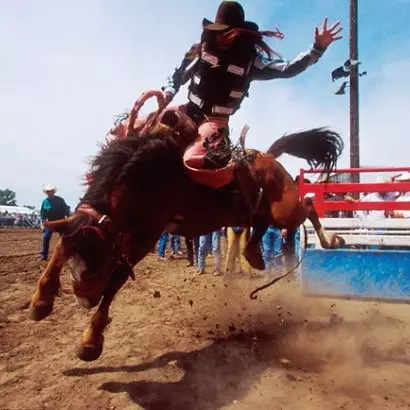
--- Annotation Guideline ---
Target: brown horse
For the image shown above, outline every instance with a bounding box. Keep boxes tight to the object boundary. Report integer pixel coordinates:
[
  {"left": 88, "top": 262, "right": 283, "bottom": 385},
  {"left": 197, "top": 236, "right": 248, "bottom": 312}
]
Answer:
[{"left": 29, "top": 92, "right": 344, "bottom": 361}]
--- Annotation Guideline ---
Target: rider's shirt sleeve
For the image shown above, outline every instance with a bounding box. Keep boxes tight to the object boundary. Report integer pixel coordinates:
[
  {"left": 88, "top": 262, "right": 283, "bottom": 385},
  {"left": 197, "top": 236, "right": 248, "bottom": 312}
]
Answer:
[
  {"left": 251, "top": 44, "right": 326, "bottom": 80},
  {"left": 40, "top": 199, "right": 50, "bottom": 221},
  {"left": 162, "top": 42, "right": 201, "bottom": 96}
]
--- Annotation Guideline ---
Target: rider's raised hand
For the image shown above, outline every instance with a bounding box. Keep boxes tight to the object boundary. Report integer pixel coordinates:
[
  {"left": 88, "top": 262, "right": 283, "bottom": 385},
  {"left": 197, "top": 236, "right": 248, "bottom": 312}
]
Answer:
[{"left": 314, "top": 18, "right": 343, "bottom": 49}]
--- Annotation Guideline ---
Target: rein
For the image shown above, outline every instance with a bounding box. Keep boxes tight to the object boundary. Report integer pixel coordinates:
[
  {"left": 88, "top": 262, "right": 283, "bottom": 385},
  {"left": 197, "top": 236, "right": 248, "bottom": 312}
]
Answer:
[
  {"left": 249, "top": 224, "right": 308, "bottom": 299},
  {"left": 127, "top": 90, "right": 167, "bottom": 138}
]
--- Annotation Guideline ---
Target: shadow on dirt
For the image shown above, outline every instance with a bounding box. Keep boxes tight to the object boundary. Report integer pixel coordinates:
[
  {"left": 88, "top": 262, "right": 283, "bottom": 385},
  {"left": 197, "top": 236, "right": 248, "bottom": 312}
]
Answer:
[
  {"left": 64, "top": 321, "right": 329, "bottom": 410},
  {"left": 64, "top": 312, "right": 410, "bottom": 410}
]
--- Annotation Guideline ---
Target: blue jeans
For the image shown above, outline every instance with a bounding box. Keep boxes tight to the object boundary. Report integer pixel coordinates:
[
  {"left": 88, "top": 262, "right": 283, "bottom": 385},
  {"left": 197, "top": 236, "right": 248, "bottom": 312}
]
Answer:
[
  {"left": 186, "top": 237, "right": 200, "bottom": 264},
  {"left": 262, "top": 226, "right": 283, "bottom": 269},
  {"left": 294, "top": 228, "right": 301, "bottom": 257},
  {"left": 157, "top": 232, "right": 169, "bottom": 257},
  {"left": 41, "top": 227, "right": 53, "bottom": 259},
  {"left": 170, "top": 234, "right": 182, "bottom": 253},
  {"left": 198, "top": 231, "right": 221, "bottom": 270},
  {"left": 158, "top": 233, "right": 182, "bottom": 257}
]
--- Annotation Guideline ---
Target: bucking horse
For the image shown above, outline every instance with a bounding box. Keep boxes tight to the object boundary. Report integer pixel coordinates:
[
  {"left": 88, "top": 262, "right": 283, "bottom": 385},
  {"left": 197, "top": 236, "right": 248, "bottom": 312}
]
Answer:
[{"left": 29, "top": 90, "right": 345, "bottom": 361}]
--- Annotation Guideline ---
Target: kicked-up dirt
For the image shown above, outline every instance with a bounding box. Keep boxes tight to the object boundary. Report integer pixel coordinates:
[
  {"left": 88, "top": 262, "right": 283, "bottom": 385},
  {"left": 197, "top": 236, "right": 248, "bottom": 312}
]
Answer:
[{"left": 0, "top": 229, "right": 410, "bottom": 410}]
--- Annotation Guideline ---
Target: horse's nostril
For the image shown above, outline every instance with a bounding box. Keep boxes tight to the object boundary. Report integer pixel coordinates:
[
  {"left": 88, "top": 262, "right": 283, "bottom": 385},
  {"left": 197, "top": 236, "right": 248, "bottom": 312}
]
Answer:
[{"left": 76, "top": 296, "right": 100, "bottom": 309}]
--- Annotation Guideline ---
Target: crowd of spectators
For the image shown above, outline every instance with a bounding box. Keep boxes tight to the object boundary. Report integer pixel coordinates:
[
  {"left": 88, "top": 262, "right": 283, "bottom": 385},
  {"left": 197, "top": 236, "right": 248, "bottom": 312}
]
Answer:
[
  {"left": 0, "top": 211, "right": 41, "bottom": 228},
  {"left": 155, "top": 226, "right": 290, "bottom": 278}
]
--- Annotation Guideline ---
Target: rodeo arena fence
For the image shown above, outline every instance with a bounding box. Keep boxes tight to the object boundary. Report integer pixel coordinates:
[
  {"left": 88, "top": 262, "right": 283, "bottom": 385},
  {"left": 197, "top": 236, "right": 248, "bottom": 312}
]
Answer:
[
  {"left": 298, "top": 167, "right": 410, "bottom": 303},
  {"left": 0, "top": 205, "right": 41, "bottom": 229}
]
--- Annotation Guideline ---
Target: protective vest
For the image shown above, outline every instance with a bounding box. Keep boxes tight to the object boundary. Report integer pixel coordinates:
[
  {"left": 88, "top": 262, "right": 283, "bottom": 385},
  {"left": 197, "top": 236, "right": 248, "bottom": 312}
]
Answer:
[{"left": 188, "top": 28, "right": 257, "bottom": 117}]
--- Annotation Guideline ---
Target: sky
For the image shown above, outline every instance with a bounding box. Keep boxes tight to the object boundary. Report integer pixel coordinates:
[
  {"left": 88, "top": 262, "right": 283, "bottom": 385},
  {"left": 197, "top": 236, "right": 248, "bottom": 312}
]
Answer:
[{"left": 0, "top": 0, "right": 409, "bottom": 209}]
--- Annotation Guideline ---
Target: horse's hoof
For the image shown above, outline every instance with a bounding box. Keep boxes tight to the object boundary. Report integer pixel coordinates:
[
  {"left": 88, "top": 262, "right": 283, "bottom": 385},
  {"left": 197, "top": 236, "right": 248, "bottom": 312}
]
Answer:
[
  {"left": 29, "top": 303, "right": 53, "bottom": 321},
  {"left": 244, "top": 249, "right": 265, "bottom": 271},
  {"left": 76, "top": 342, "right": 104, "bottom": 362},
  {"left": 331, "top": 234, "right": 345, "bottom": 248}
]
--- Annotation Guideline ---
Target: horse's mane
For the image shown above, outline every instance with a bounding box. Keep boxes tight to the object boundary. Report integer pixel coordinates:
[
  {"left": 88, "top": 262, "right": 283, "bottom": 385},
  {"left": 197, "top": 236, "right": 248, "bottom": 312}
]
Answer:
[{"left": 81, "top": 128, "right": 182, "bottom": 214}]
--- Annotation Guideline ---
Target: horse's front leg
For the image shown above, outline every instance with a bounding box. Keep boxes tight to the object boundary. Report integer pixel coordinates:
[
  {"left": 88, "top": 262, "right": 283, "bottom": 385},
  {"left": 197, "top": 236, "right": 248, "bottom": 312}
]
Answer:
[
  {"left": 76, "top": 233, "right": 161, "bottom": 361},
  {"left": 76, "top": 263, "right": 130, "bottom": 361},
  {"left": 303, "top": 197, "right": 345, "bottom": 248},
  {"left": 30, "top": 239, "right": 66, "bottom": 321}
]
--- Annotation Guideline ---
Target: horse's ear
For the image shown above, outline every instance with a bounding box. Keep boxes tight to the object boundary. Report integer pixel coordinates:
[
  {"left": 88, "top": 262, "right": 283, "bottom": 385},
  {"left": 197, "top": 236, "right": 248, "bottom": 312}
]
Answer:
[{"left": 45, "top": 216, "right": 76, "bottom": 233}]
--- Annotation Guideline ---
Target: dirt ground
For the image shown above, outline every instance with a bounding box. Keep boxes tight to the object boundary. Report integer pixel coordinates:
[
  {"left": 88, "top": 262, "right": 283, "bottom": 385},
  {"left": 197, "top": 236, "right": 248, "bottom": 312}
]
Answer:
[{"left": 0, "top": 229, "right": 409, "bottom": 410}]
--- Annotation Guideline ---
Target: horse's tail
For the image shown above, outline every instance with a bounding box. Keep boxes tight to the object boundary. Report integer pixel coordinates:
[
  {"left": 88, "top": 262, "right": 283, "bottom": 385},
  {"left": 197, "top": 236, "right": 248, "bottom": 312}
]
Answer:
[{"left": 266, "top": 128, "right": 344, "bottom": 171}]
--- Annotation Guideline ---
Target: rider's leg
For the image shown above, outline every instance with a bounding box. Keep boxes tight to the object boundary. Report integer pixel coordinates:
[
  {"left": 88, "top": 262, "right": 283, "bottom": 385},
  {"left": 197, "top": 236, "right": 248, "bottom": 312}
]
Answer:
[{"left": 183, "top": 119, "right": 229, "bottom": 169}]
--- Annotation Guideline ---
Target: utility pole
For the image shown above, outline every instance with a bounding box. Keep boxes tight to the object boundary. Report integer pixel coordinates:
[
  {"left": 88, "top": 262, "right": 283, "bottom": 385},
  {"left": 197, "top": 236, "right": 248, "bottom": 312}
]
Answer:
[{"left": 349, "top": 0, "right": 360, "bottom": 182}]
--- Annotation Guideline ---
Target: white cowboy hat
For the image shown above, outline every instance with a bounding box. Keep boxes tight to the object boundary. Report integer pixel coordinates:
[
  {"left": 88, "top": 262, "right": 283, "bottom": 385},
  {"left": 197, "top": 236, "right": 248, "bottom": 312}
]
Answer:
[
  {"left": 43, "top": 185, "right": 57, "bottom": 193},
  {"left": 395, "top": 171, "right": 410, "bottom": 182}
]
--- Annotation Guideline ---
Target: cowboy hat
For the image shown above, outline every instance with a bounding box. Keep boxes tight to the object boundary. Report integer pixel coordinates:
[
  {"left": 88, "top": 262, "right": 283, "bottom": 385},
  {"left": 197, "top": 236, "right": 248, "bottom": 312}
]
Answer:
[
  {"left": 376, "top": 176, "right": 391, "bottom": 183},
  {"left": 203, "top": 1, "right": 259, "bottom": 31},
  {"left": 43, "top": 185, "right": 57, "bottom": 193},
  {"left": 395, "top": 171, "right": 410, "bottom": 181}
]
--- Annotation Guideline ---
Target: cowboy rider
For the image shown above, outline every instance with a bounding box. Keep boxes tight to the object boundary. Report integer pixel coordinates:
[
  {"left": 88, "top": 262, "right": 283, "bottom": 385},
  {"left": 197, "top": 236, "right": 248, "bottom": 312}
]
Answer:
[{"left": 161, "top": 1, "right": 343, "bottom": 172}]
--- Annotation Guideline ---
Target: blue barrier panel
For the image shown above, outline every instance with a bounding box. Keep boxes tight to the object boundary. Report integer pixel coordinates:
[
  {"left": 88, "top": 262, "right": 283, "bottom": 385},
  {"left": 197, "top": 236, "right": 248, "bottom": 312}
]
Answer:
[{"left": 300, "top": 249, "right": 410, "bottom": 301}]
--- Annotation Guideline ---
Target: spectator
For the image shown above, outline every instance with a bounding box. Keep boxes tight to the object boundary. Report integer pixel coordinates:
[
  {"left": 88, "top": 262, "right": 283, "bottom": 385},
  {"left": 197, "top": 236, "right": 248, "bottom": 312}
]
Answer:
[
  {"left": 354, "top": 177, "right": 397, "bottom": 220},
  {"left": 39, "top": 186, "right": 70, "bottom": 261},
  {"left": 262, "top": 225, "right": 283, "bottom": 275},
  {"left": 197, "top": 230, "right": 222, "bottom": 276},
  {"left": 157, "top": 232, "right": 169, "bottom": 260},
  {"left": 185, "top": 236, "right": 199, "bottom": 267},
  {"left": 224, "top": 226, "right": 252, "bottom": 277},
  {"left": 169, "top": 234, "right": 183, "bottom": 257},
  {"left": 390, "top": 172, "right": 410, "bottom": 218},
  {"left": 157, "top": 233, "right": 183, "bottom": 260}
]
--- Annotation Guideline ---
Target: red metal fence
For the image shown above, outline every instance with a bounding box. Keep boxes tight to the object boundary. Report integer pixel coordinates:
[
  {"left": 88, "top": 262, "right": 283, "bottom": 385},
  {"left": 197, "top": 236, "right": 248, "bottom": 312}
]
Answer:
[{"left": 298, "top": 167, "right": 410, "bottom": 217}]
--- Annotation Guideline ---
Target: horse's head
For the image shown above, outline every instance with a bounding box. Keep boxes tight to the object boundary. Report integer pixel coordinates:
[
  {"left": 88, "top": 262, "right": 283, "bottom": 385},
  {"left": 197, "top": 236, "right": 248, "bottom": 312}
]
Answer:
[{"left": 47, "top": 212, "right": 121, "bottom": 309}]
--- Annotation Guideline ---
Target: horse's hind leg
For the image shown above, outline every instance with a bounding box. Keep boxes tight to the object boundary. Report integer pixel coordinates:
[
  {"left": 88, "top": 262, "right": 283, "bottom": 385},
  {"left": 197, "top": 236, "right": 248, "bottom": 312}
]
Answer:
[
  {"left": 243, "top": 219, "right": 268, "bottom": 270},
  {"left": 30, "top": 239, "right": 66, "bottom": 321},
  {"left": 76, "top": 263, "right": 130, "bottom": 362},
  {"left": 303, "top": 197, "right": 345, "bottom": 248}
]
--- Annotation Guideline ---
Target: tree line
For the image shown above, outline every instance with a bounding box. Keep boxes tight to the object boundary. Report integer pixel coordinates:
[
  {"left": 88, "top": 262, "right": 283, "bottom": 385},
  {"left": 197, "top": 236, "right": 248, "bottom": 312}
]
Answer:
[{"left": 0, "top": 189, "right": 35, "bottom": 209}]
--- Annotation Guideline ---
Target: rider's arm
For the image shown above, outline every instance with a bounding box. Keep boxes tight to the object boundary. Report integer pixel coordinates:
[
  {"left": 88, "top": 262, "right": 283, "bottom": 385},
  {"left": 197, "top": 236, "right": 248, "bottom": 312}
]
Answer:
[
  {"left": 251, "top": 44, "right": 326, "bottom": 80},
  {"left": 162, "top": 42, "right": 201, "bottom": 97}
]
